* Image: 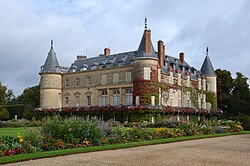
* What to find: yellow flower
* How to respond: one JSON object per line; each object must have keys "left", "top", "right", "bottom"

{"left": 19, "top": 138, "right": 23, "bottom": 143}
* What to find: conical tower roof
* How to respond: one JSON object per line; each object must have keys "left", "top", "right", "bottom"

{"left": 200, "top": 47, "right": 216, "bottom": 76}
{"left": 41, "top": 40, "right": 60, "bottom": 73}
{"left": 135, "top": 18, "right": 157, "bottom": 58}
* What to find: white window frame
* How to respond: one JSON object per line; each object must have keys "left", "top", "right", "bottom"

{"left": 124, "top": 88, "right": 133, "bottom": 106}
{"left": 86, "top": 96, "right": 91, "bottom": 106}
{"left": 126, "top": 72, "right": 131, "bottom": 83}
{"left": 112, "top": 89, "right": 120, "bottom": 106}
{"left": 113, "top": 73, "right": 119, "bottom": 84}
{"left": 169, "top": 89, "right": 173, "bottom": 106}
{"left": 101, "top": 75, "right": 107, "bottom": 85}
{"left": 187, "top": 76, "right": 190, "bottom": 87}
{"left": 158, "top": 69, "right": 161, "bottom": 82}
{"left": 144, "top": 67, "right": 150, "bottom": 80}
{"left": 76, "top": 96, "right": 80, "bottom": 107}
{"left": 169, "top": 72, "right": 173, "bottom": 84}
{"left": 100, "top": 90, "right": 108, "bottom": 106}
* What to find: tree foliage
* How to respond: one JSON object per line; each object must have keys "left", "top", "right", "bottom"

{"left": 15, "top": 85, "right": 40, "bottom": 110}
{"left": 0, "top": 82, "right": 14, "bottom": 105}
{"left": 216, "top": 69, "right": 250, "bottom": 115}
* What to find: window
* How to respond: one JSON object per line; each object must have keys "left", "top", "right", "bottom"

{"left": 202, "top": 79, "right": 206, "bottom": 91}
{"left": 113, "top": 73, "right": 119, "bottom": 84}
{"left": 101, "top": 75, "right": 107, "bottom": 85}
{"left": 135, "top": 96, "right": 140, "bottom": 105}
{"left": 112, "top": 89, "right": 120, "bottom": 106}
{"left": 65, "top": 97, "right": 69, "bottom": 107}
{"left": 125, "top": 88, "right": 132, "bottom": 106}
{"left": 86, "top": 96, "right": 91, "bottom": 106}
{"left": 65, "top": 79, "right": 69, "bottom": 88}
{"left": 198, "top": 94, "right": 201, "bottom": 109}
{"left": 198, "top": 78, "right": 201, "bottom": 90}
{"left": 100, "top": 90, "right": 108, "bottom": 106}
{"left": 151, "top": 96, "right": 155, "bottom": 106}
{"left": 178, "top": 74, "right": 181, "bottom": 86}
{"left": 76, "top": 78, "right": 80, "bottom": 87}
{"left": 158, "top": 69, "right": 161, "bottom": 82}
{"left": 126, "top": 72, "right": 131, "bottom": 82}
{"left": 169, "top": 73, "right": 173, "bottom": 84}
{"left": 76, "top": 96, "right": 80, "bottom": 107}
{"left": 187, "top": 76, "right": 190, "bottom": 87}
{"left": 87, "top": 77, "right": 91, "bottom": 86}
{"left": 178, "top": 90, "right": 181, "bottom": 107}
{"left": 144, "top": 67, "right": 150, "bottom": 80}
{"left": 169, "top": 89, "right": 173, "bottom": 106}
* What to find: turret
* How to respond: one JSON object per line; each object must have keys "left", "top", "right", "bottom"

{"left": 200, "top": 47, "right": 217, "bottom": 93}
{"left": 40, "top": 40, "right": 62, "bottom": 109}
{"left": 133, "top": 18, "right": 160, "bottom": 105}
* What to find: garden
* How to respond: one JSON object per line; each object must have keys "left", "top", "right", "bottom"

{"left": 0, "top": 115, "right": 247, "bottom": 163}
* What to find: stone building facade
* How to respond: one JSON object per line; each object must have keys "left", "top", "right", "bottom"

{"left": 39, "top": 20, "right": 217, "bottom": 113}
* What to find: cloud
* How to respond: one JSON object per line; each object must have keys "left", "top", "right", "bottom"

{"left": 0, "top": 0, "right": 249, "bottom": 95}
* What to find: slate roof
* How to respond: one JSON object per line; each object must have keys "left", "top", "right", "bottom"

{"left": 135, "top": 30, "right": 157, "bottom": 58}
{"left": 200, "top": 55, "right": 216, "bottom": 77}
{"left": 41, "top": 41, "right": 61, "bottom": 73}
{"left": 162, "top": 55, "right": 199, "bottom": 80}
{"left": 69, "top": 51, "right": 136, "bottom": 72}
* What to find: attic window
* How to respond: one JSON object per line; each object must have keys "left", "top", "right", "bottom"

{"left": 81, "top": 66, "right": 87, "bottom": 71}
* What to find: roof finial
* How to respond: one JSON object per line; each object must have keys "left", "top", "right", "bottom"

{"left": 51, "top": 40, "right": 53, "bottom": 48}
{"left": 144, "top": 17, "right": 147, "bottom": 29}
{"left": 206, "top": 47, "right": 208, "bottom": 56}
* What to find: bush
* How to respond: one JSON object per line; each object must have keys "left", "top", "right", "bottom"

{"left": 0, "top": 106, "right": 10, "bottom": 120}
{"left": 154, "top": 128, "right": 173, "bottom": 138}
{"left": 0, "top": 119, "right": 43, "bottom": 128}
{"left": 242, "top": 116, "right": 250, "bottom": 131}
{"left": 178, "top": 122, "right": 200, "bottom": 136}
{"left": 41, "top": 116, "right": 102, "bottom": 149}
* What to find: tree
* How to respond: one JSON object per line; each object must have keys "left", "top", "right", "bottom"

{"left": 16, "top": 85, "right": 40, "bottom": 110}
{"left": 215, "top": 69, "right": 234, "bottom": 115}
{"left": 0, "top": 82, "right": 14, "bottom": 105}
{"left": 231, "top": 72, "right": 250, "bottom": 115}
{"left": 0, "top": 105, "right": 10, "bottom": 120}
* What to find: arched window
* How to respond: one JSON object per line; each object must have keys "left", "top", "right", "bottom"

{"left": 125, "top": 88, "right": 132, "bottom": 106}
{"left": 100, "top": 90, "right": 108, "bottom": 106}
{"left": 112, "top": 89, "right": 120, "bottom": 106}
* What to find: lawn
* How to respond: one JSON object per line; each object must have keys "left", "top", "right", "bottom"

{"left": 0, "top": 127, "right": 39, "bottom": 137}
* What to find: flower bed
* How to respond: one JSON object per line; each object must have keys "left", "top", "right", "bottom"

{"left": 0, "top": 116, "right": 244, "bottom": 157}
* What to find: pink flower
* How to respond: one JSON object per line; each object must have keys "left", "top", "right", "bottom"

{"left": 30, "top": 127, "right": 34, "bottom": 131}
{"left": 68, "top": 128, "right": 73, "bottom": 132}
{"left": 36, "top": 130, "right": 40, "bottom": 133}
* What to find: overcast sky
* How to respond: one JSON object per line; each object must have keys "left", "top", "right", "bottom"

{"left": 0, "top": 0, "right": 249, "bottom": 95}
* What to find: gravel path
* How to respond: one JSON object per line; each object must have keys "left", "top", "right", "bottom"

{"left": 4, "top": 134, "right": 250, "bottom": 166}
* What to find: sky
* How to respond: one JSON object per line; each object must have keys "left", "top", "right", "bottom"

{"left": 0, "top": 0, "right": 250, "bottom": 95}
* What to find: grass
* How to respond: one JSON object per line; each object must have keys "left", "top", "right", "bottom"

{"left": 0, "top": 131, "right": 250, "bottom": 165}
{"left": 0, "top": 127, "right": 40, "bottom": 137}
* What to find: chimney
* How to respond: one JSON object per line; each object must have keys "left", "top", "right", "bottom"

{"left": 179, "top": 52, "right": 184, "bottom": 64}
{"left": 104, "top": 48, "right": 110, "bottom": 55}
{"left": 77, "top": 55, "right": 87, "bottom": 60}
{"left": 145, "top": 30, "right": 152, "bottom": 54}
{"left": 157, "top": 40, "right": 165, "bottom": 67}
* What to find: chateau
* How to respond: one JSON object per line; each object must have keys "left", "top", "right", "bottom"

{"left": 39, "top": 19, "right": 217, "bottom": 116}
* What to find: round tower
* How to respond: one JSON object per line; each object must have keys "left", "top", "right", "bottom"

{"left": 200, "top": 47, "right": 217, "bottom": 93}
{"left": 133, "top": 20, "right": 160, "bottom": 105}
{"left": 40, "top": 40, "right": 62, "bottom": 109}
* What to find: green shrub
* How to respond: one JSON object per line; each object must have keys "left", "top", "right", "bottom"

{"left": 0, "top": 106, "right": 10, "bottom": 121}
{"left": 242, "top": 116, "right": 250, "bottom": 130}
{"left": 42, "top": 116, "right": 102, "bottom": 147}
{"left": 178, "top": 122, "right": 200, "bottom": 136}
